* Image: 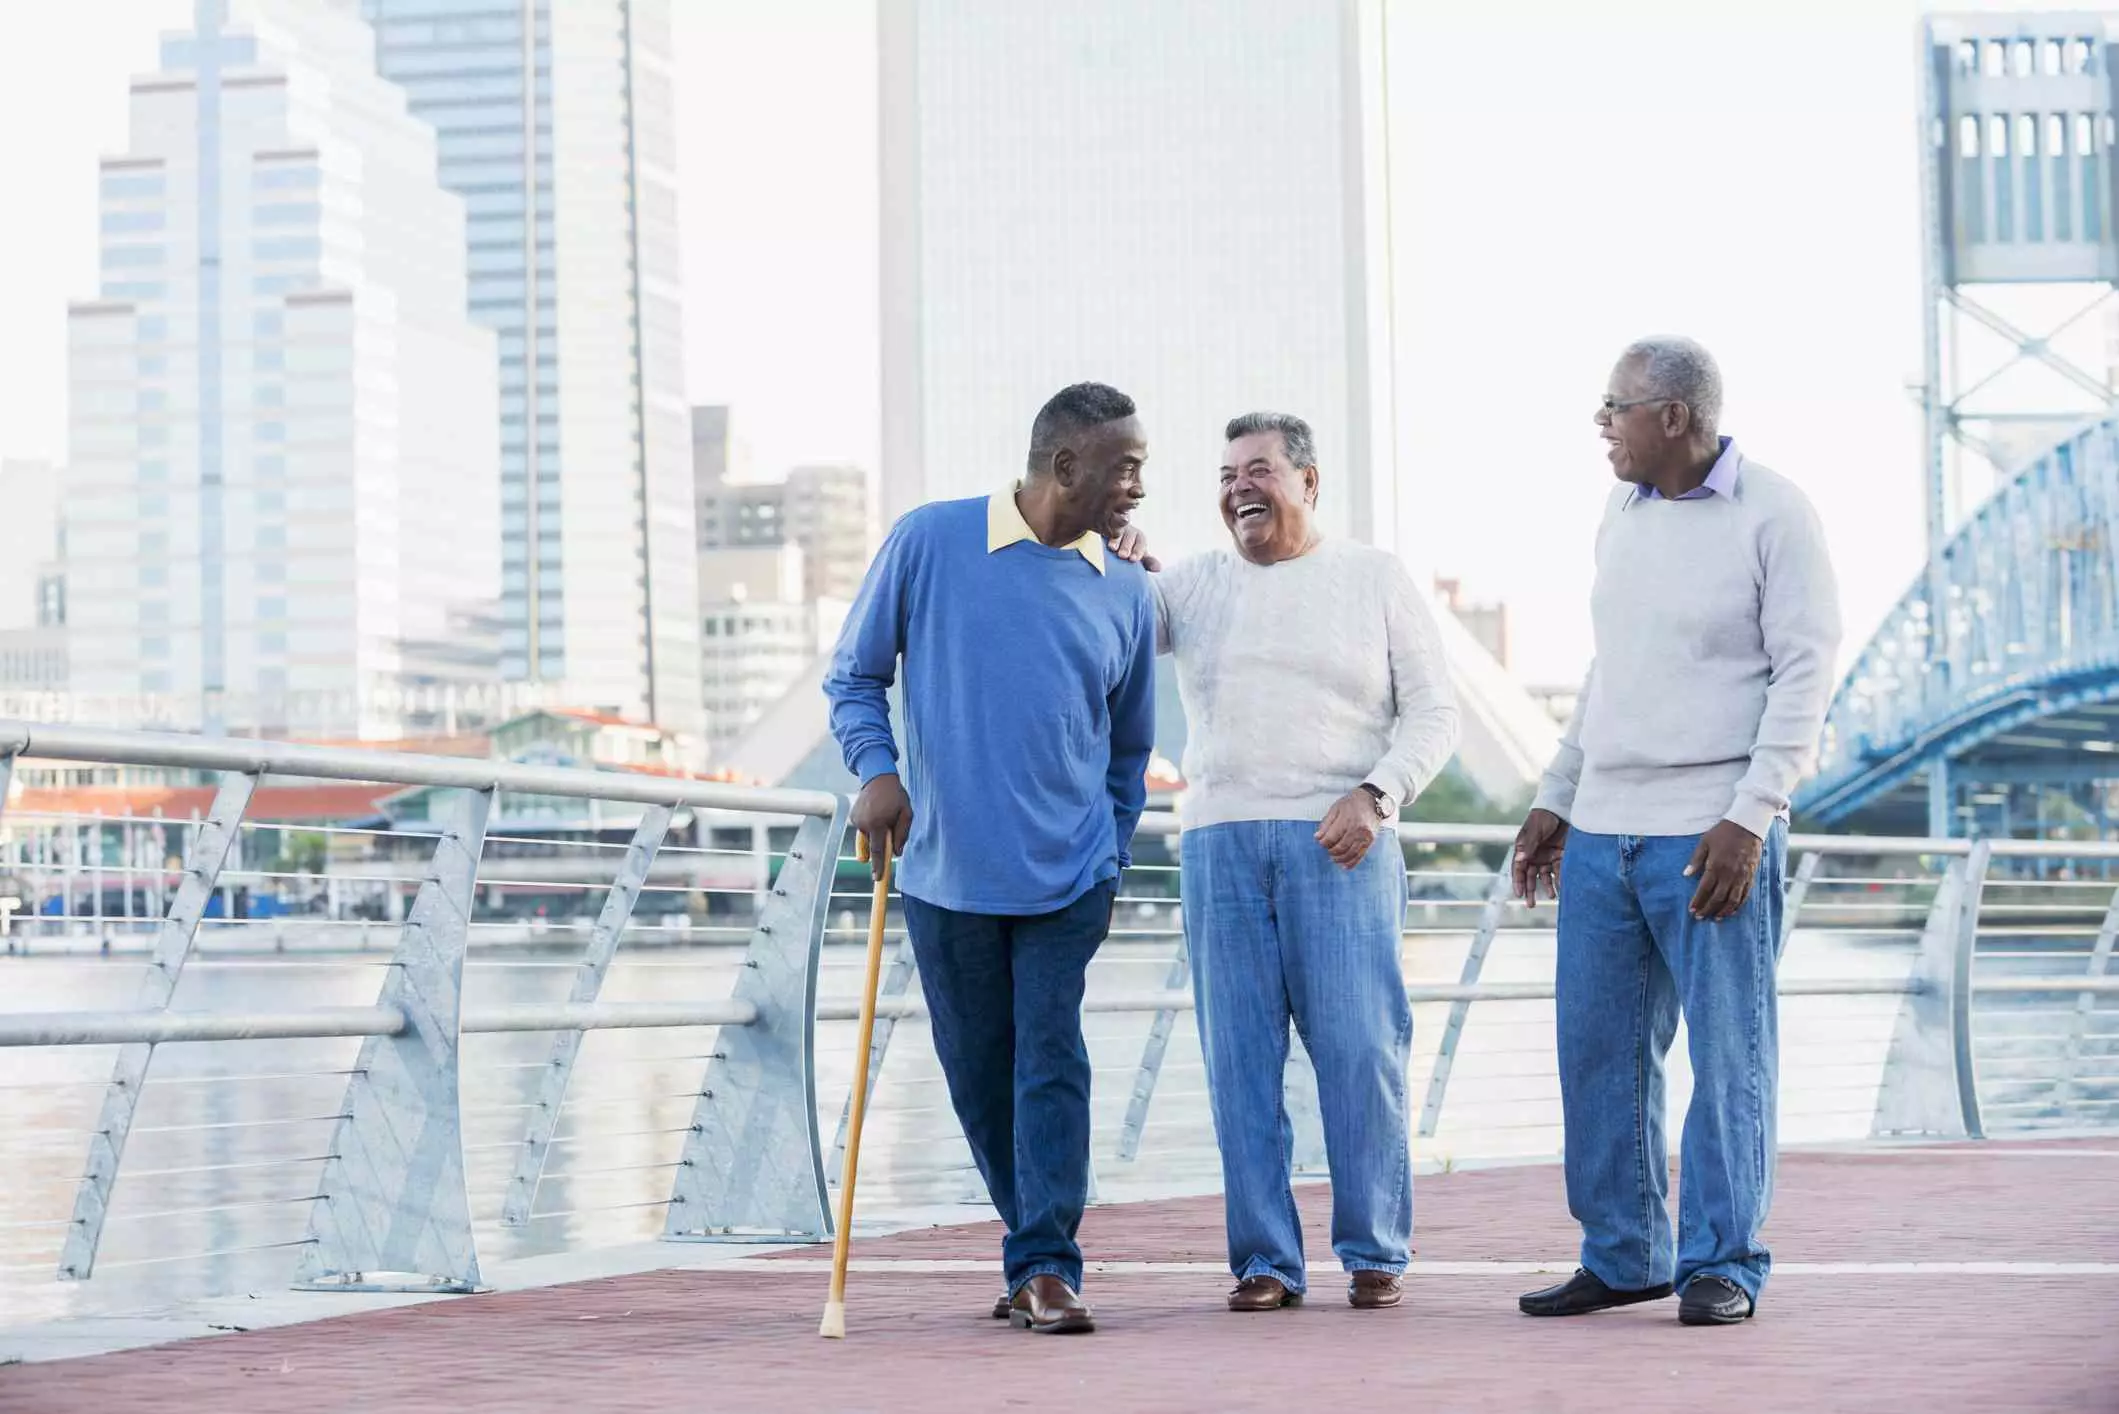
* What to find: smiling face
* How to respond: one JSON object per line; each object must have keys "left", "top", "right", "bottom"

{"left": 1596, "top": 353, "right": 1685, "bottom": 486}
{"left": 1054, "top": 414, "right": 1149, "bottom": 541}
{"left": 1219, "top": 430, "right": 1317, "bottom": 564}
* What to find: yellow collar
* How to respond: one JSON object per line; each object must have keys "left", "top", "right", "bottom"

{"left": 986, "top": 481, "right": 1105, "bottom": 573}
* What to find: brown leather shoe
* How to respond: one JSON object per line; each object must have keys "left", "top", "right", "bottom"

{"left": 1008, "top": 1274, "right": 1095, "bottom": 1334}
{"left": 990, "top": 1292, "right": 1010, "bottom": 1320}
{"left": 1348, "top": 1271, "right": 1404, "bottom": 1309}
{"left": 1227, "top": 1275, "right": 1303, "bottom": 1312}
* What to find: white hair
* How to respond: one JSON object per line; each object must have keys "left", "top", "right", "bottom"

{"left": 1622, "top": 335, "right": 1722, "bottom": 435}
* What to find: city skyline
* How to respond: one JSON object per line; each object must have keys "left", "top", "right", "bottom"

{"left": 4, "top": 0, "right": 2116, "bottom": 693}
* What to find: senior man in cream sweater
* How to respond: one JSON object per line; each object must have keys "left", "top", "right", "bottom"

{"left": 1121, "top": 411, "right": 1459, "bottom": 1314}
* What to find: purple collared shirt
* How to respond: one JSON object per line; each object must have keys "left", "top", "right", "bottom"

{"left": 1634, "top": 436, "right": 1738, "bottom": 502}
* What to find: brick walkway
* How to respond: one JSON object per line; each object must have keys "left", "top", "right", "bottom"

{"left": 3, "top": 1140, "right": 2116, "bottom": 1413}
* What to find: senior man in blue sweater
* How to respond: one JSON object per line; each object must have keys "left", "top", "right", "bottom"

{"left": 823, "top": 382, "right": 1156, "bottom": 1336}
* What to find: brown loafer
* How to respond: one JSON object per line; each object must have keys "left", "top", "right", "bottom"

{"left": 1227, "top": 1275, "right": 1303, "bottom": 1312}
{"left": 1348, "top": 1271, "right": 1404, "bottom": 1309}
{"left": 991, "top": 1292, "right": 1011, "bottom": 1320}
{"left": 1008, "top": 1274, "right": 1095, "bottom": 1334}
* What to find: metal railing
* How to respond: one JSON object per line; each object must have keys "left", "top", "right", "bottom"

{"left": 0, "top": 719, "right": 2111, "bottom": 1310}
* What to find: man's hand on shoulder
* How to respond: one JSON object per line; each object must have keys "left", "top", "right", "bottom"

{"left": 851, "top": 773, "right": 914, "bottom": 880}
{"left": 1109, "top": 524, "right": 1160, "bottom": 572}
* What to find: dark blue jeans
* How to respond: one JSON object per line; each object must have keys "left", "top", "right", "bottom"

{"left": 1556, "top": 822, "right": 1787, "bottom": 1302}
{"left": 901, "top": 881, "right": 1113, "bottom": 1295}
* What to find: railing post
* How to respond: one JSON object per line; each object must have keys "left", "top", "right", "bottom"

{"left": 665, "top": 801, "right": 847, "bottom": 1243}
{"left": 1872, "top": 842, "right": 1990, "bottom": 1139}
{"left": 296, "top": 787, "right": 491, "bottom": 1293}
{"left": 58, "top": 770, "right": 257, "bottom": 1281}
{"left": 2051, "top": 873, "right": 2118, "bottom": 1111}
{"left": 1116, "top": 929, "right": 1189, "bottom": 1163}
{"left": 827, "top": 930, "right": 917, "bottom": 1185}
{"left": 1780, "top": 850, "right": 1823, "bottom": 949}
{"left": 1418, "top": 872, "right": 1510, "bottom": 1139}
{"left": 1949, "top": 841, "right": 1992, "bottom": 1139}
{"left": 500, "top": 804, "right": 672, "bottom": 1227}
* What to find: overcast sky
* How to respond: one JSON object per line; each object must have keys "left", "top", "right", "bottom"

{"left": 0, "top": 0, "right": 2105, "bottom": 687}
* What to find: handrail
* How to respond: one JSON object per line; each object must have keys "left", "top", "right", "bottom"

{"left": 0, "top": 720, "right": 2111, "bottom": 1303}
{"left": 1131, "top": 809, "right": 2119, "bottom": 858}
{"left": 0, "top": 999, "right": 769, "bottom": 1047}
{"left": 0, "top": 719, "right": 839, "bottom": 818}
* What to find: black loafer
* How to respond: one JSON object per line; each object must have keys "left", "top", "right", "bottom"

{"left": 1678, "top": 1275, "right": 1754, "bottom": 1326}
{"left": 1519, "top": 1268, "right": 1674, "bottom": 1317}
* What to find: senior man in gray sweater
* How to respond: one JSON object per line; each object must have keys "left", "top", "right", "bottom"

{"left": 1512, "top": 337, "right": 1841, "bottom": 1328}
{"left": 1121, "top": 412, "right": 1459, "bottom": 1314}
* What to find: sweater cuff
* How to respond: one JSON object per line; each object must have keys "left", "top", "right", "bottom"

{"left": 853, "top": 745, "right": 900, "bottom": 786}
{"left": 1530, "top": 779, "right": 1576, "bottom": 823}
{"left": 1723, "top": 792, "right": 1779, "bottom": 842}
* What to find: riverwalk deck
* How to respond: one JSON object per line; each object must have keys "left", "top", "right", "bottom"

{"left": 1, "top": 1138, "right": 2114, "bottom": 1412}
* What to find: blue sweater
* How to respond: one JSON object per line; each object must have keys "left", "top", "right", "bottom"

{"left": 823, "top": 496, "right": 1157, "bottom": 915}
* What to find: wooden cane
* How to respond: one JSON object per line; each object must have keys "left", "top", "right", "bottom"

{"left": 820, "top": 829, "right": 892, "bottom": 1339}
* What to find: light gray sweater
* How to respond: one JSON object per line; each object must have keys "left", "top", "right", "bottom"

{"left": 1533, "top": 446, "right": 1843, "bottom": 839}
{"left": 1153, "top": 538, "right": 1460, "bottom": 830}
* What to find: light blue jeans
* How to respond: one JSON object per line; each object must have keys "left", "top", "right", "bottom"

{"left": 1556, "top": 822, "right": 1787, "bottom": 1302}
{"left": 1181, "top": 819, "right": 1412, "bottom": 1294}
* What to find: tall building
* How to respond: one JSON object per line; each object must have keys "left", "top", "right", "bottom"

{"left": 695, "top": 459, "right": 871, "bottom": 605}
{"left": 0, "top": 459, "right": 68, "bottom": 698}
{"left": 690, "top": 404, "right": 752, "bottom": 516}
{"left": 364, "top": 0, "right": 701, "bottom": 730}
{"left": 879, "top": 0, "right": 1402, "bottom": 560}
{"left": 1433, "top": 576, "right": 1510, "bottom": 671}
{"left": 696, "top": 542, "right": 837, "bottom": 755}
{"left": 0, "top": 461, "right": 61, "bottom": 634}
{"left": 63, "top": 0, "right": 502, "bottom": 740}
{"left": 782, "top": 463, "right": 871, "bottom": 603}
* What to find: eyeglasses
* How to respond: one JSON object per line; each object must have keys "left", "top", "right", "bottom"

{"left": 1598, "top": 395, "right": 1672, "bottom": 418}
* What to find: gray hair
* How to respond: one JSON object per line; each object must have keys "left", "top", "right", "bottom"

{"left": 1621, "top": 336, "right": 1722, "bottom": 435}
{"left": 1223, "top": 410, "right": 1317, "bottom": 469}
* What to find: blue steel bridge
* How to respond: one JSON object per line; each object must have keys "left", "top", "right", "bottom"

{"left": 1797, "top": 417, "right": 2119, "bottom": 836}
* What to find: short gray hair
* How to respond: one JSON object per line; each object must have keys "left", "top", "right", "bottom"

{"left": 1223, "top": 411, "right": 1317, "bottom": 469}
{"left": 1622, "top": 336, "right": 1722, "bottom": 435}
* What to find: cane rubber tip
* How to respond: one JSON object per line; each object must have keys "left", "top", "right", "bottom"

{"left": 819, "top": 1301, "right": 846, "bottom": 1339}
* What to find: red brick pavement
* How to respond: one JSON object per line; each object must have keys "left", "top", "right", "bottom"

{"left": 2, "top": 1142, "right": 2116, "bottom": 1414}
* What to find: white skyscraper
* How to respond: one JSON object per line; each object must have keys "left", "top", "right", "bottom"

{"left": 364, "top": 0, "right": 702, "bottom": 734}
{"left": 64, "top": 0, "right": 501, "bottom": 740}
{"left": 873, "top": 1, "right": 1566, "bottom": 806}
{"left": 879, "top": 0, "right": 1403, "bottom": 559}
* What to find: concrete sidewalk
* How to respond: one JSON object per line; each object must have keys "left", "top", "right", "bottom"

{"left": 2, "top": 1140, "right": 2115, "bottom": 1412}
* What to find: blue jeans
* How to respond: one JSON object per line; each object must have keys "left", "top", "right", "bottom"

{"left": 900, "top": 881, "right": 1113, "bottom": 1296}
{"left": 1181, "top": 820, "right": 1412, "bottom": 1293}
{"left": 1556, "top": 822, "right": 1787, "bottom": 1302}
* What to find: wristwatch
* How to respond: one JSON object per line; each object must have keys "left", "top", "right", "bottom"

{"left": 1357, "top": 783, "right": 1394, "bottom": 821}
